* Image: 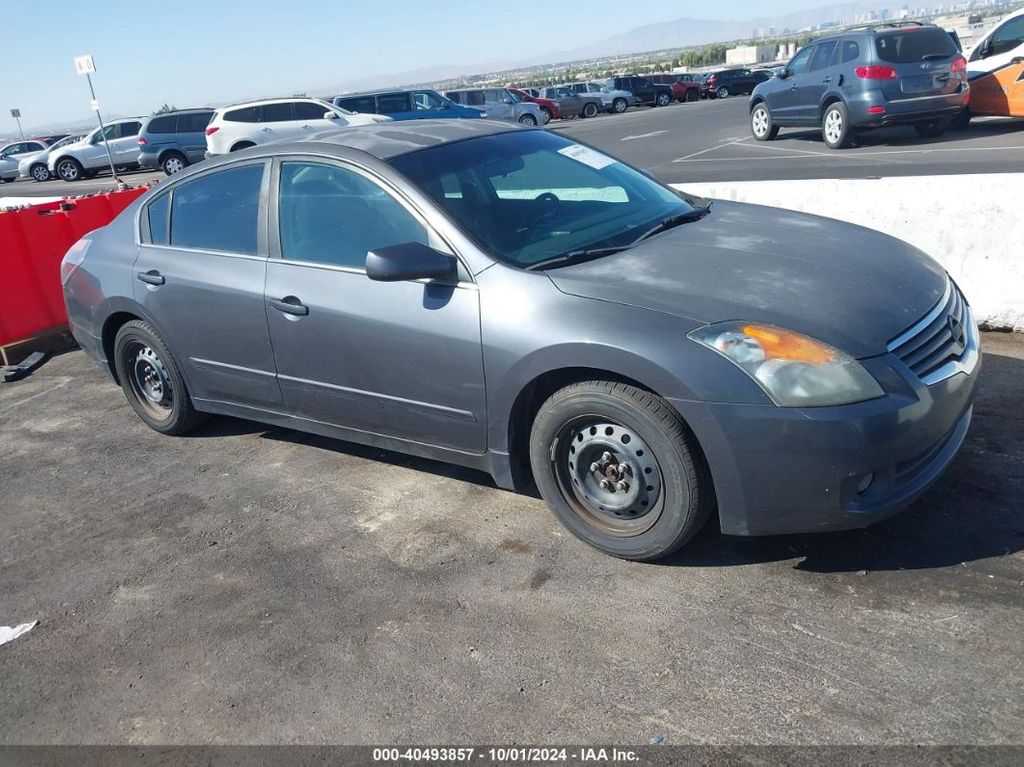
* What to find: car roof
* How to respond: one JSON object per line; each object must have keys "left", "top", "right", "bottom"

{"left": 217, "top": 97, "right": 328, "bottom": 111}
{"left": 258, "top": 119, "right": 520, "bottom": 161}
{"left": 146, "top": 108, "right": 215, "bottom": 116}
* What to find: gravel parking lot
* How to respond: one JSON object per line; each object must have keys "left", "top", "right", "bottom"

{"left": 1, "top": 332, "right": 1021, "bottom": 744}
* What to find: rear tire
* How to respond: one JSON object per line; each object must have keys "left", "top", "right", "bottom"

{"left": 914, "top": 118, "right": 951, "bottom": 139}
{"left": 950, "top": 107, "right": 971, "bottom": 131}
{"left": 161, "top": 151, "right": 188, "bottom": 175}
{"left": 30, "top": 164, "right": 50, "bottom": 182}
{"left": 529, "top": 381, "right": 713, "bottom": 562}
{"left": 518, "top": 114, "right": 538, "bottom": 126}
{"left": 655, "top": 92, "right": 672, "bottom": 107}
{"left": 716, "top": 86, "right": 730, "bottom": 99}
{"left": 612, "top": 97, "right": 627, "bottom": 113}
{"left": 582, "top": 102, "right": 599, "bottom": 118}
{"left": 113, "top": 320, "right": 207, "bottom": 436}
{"left": 822, "top": 102, "right": 852, "bottom": 149}
{"left": 540, "top": 107, "right": 553, "bottom": 123}
{"left": 685, "top": 89, "right": 699, "bottom": 103}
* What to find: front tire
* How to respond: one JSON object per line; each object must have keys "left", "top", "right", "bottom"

{"left": 716, "top": 86, "right": 730, "bottom": 99}
{"left": 518, "top": 113, "right": 538, "bottom": 126}
{"left": 655, "top": 92, "right": 672, "bottom": 107}
{"left": 113, "top": 320, "right": 207, "bottom": 436}
{"left": 31, "top": 164, "right": 51, "bottom": 182}
{"left": 750, "top": 103, "right": 779, "bottom": 141}
{"left": 540, "top": 107, "right": 553, "bottom": 123}
{"left": 56, "top": 157, "right": 84, "bottom": 182}
{"left": 529, "top": 381, "right": 713, "bottom": 561}
{"left": 685, "top": 89, "right": 699, "bottom": 103}
{"left": 612, "top": 97, "right": 627, "bottom": 113}
{"left": 822, "top": 102, "right": 852, "bottom": 149}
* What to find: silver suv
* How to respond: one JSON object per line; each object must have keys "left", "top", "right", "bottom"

{"left": 444, "top": 88, "right": 544, "bottom": 125}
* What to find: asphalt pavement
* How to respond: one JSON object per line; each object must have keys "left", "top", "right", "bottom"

{"left": 2, "top": 98, "right": 1021, "bottom": 201}
{"left": 1, "top": 333, "right": 1022, "bottom": 744}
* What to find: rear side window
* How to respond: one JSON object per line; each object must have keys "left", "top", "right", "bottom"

{"left": 225, "top": 106, "right": 259, "bottom": 123}
{"left": 178, "top": 112, "right": 214, "bottom": 132}
{"left": 259, "top": 103, "right": 294, "bottom": 122}
{"left": 377, "top": 93, "right": 412, "bottom": 113}
{"left": 147, "top": 193, "right": 170, "bottom": 245}
{"left": 809, "top": 41, "right": 838, "bottom": 70}
{"left": 465, "top": 91, "right": 486, "bottom": 106}
{"left": 120, "top": 122, "right": 141, "bottom": 138}
{"left": 170, "top": 164, "right": 264, "bottom": 254}
{"left": 338, "top": 96, "right": 376, "bottom": 113}
{"left": 875, "top": 28, "right": 957, "bottom": 62}
{"left": 842, "top": 40, "right": 860, "bottom": 63}
{"left": 147, "top": 115, "right": 176, "bottom": 134}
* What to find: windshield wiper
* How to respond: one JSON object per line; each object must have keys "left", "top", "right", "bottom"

{"left": 524, "top": 246, "right": 632, "bottom": 271}
{"left": 631, "top": 204, "right": 712, "bottom": 244}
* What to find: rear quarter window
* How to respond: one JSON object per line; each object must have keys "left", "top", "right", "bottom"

{"left": 178, "top": 112, "right": 214, "bottom": 132}
{"left": 875, "top": 28, "right": 957, "bottom": 62}
{"left": 225, "top": 106, "right": 259, "bottom": 123}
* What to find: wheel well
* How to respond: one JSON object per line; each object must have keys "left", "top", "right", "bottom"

{"left": 819, "top": 95, "right": 843, "bottom": 122}
{"left": 750, "top": 96, "right": 765, "bottom": 110}
{"left": 230, "top": 141, "right": 254, "bottom": 152}
{"left": 158, "top": 148, "right": 186, "bottom": 163}
{"left": 101, "top": 311, "right": 140, "bottom": 383}
{"left": 505, "top": 368, "right": 657, "bottom": 491}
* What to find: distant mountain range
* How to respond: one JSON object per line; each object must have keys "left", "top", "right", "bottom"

{"left": 321, "top": 0, "right": 898, "bottom": 94}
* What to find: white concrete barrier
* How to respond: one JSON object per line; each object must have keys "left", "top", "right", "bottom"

{"left": 671, "top": 175, "right": 1024, "bottom": 331}
{"left": 0, "top": 196, "right": 62, "bottom": 211}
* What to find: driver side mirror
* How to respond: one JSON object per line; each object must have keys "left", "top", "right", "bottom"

{"left": 503, "top": 97, "right": 514, "bottom": 105}
{"left": 366, "top": 242, "right": 457, "bottom": 283}
{"left": 324, "top": 111, "right": 339, "bottom": 119}
{"left": 439, "top": 100, "right": 451, "bottom": 109}
{"left": 776, "top": 68, "right": 789, "bottom": 79}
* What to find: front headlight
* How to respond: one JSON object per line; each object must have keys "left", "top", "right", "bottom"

{"left": 689, "top": 322, "right": 883, "bottom": 407}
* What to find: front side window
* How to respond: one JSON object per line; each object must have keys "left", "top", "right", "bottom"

{"left": 170, "top": 164, "right": 264, "bottom": 254}
{"left": 390, "top": 130, "right": 694, "bottom": 269}
{"left": 787, "top": 46, "right": 814, "bottom": 75}
{"left": 294, "top": 101, "right": 328, "bottom": 120}
{"left": 990, "top": 16, "right": 1024, "bottom": 56}
{"left": 278, "top": 162, "right": 427, "bottom": 270}
{"left": 413, "top": 90, "right": 445, "bottom": 110}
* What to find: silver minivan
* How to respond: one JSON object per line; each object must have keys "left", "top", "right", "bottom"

{"left": 444, "top": 88, "right": 544, "bottom": 125}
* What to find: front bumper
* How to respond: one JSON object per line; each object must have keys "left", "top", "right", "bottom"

{"left": 671, "top": 340, "right": 981, "bottom": 537}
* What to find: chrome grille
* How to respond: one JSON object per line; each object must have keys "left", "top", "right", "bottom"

{"left": 887, "top": 280, "right": 974, "bottom": 385}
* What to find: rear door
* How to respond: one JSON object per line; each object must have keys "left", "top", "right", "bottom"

{"left": 258, "top": 102, "right": 298, "bottom": 143}
{"left": 113, "top": 120, "right": 142, "bottom": 164}
{"left": 874, "top": 27, "right": 963, "bottom": 103}
{"left": 793, "top": 41, "right": 839, "bottom": 120}
{"left": 264, "top": 158, "right": 487, "bottom": 452}
{"left": 376, "top": 92, "right": 414, "bottom": 119}
{"left": 134, "top": 161, "right": 282, "bottom": 409}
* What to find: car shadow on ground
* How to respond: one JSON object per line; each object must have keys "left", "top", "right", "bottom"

{"left": 184, "top": 347, "right": 1022, "bottom": 573}
{"left": 776, "top": 117, "right": 1024, "bottom": 150}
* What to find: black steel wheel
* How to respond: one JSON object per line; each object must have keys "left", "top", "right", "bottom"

{"left": 529, "top": 381, "right": 713, "bottom": 561}
{"left": 113, "top": 320, "right": 207, "bottom": 435}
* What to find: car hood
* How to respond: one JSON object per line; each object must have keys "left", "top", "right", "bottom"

{"left": 545, "top": 200, "right": 947, "bottom": 358}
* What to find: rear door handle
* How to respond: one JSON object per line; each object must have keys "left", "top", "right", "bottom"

{"left": 137, "top": 270, "right": 164, "bottom": 286}
{"left": 269, "top": 297, "right": 309, "bottom": 316}
{"left": 823, "top": 76, "right": 832, "bottom": 83}
{"left": 261, "top": 127, "right": 273, "bottom": 132}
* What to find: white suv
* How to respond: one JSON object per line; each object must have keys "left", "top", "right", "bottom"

{"left": 205, "top": 98, "right": 391, "bottom": 156}
{"left": 48, "top": 119, "right": 143, "bottom": 182}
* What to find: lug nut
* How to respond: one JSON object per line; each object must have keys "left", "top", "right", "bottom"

{"left": 615, "top": 481, "right": 629, "bottom": 492}
{"left": 599, "top": 479, "right": 611, "bottom": 491}
{"left": 601, "top": 452, "right": 613, "bottom": 463}
{"left": 590, "top": 462, "right": 601, "bottom": 473}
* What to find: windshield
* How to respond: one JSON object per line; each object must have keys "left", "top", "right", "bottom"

{"left": 389, "top": 130, "right": 694, "bottom": 269}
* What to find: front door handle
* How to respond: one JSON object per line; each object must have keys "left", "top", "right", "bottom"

{"left": 261, "top": 127, "right": 273, "bottom": 132}
{"left": 269, "top": 296, "right": 309, "bottom": 316}
{"left": 823, "top": 76, "right": 832, "bottom": 84}
{"left": 137, "top": 270, "right": 164, "bottom": 286}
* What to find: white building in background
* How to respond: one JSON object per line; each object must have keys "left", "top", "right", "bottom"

{"left": 725, "top": 44, "right": 776, "bottom": 66}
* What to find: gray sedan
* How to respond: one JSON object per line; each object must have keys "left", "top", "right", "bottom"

{"left": 62, "top": 120, "right": 979, "bottom": 561}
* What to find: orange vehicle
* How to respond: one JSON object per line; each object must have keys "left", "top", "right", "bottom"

{"left": 960, "top": 9, "right": 1024, "bottom": 124}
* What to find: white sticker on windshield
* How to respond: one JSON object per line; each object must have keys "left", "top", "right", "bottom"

{"left": 557, "top": 144, "right": 617, "bottom": 169}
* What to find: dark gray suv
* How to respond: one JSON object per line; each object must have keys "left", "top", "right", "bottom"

{"left": 750, "top": 22, "right": 969, "bottom": 148}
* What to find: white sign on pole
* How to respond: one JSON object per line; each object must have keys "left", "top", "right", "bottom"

{"left": 90, "top": 100, "right": 100, "bottom": 111}
{"left": 74, "top": 55, "right": 96, "bottom": 75}
{"left": 10, "top": 108, "right": 20, "bottom": 118}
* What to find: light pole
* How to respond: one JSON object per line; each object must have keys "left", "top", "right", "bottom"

{"left": 10, "top": 109, "right": 25, "bottom": 140}
{"left": 73, "top": 54, "right": 120, "bottom": 185}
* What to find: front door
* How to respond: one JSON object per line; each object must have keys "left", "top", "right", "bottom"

{"left": 969, "top": 14, "right": 1024, "bottom": 116}
{"left": 769, "top": 46, "right": 816, "bottom": 122}
{"left": 133, "top": 161, "right": 282, "bottom": 409}
{"left": 792, "top": 41, "right": 839, "bottom": 121}
{"left": 264, "top": 159, "right": 487, "bottom": 453}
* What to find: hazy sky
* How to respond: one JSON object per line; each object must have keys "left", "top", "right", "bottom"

{"left": 8, "top": 0, "right": 831, "bottom": 131}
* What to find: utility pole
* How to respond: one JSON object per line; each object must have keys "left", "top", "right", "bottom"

{"left": 73, "top": 55, "right": 120, "bottom": 185}
{"left": 10, "top": 109, "right": 25, "bottom": 140}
